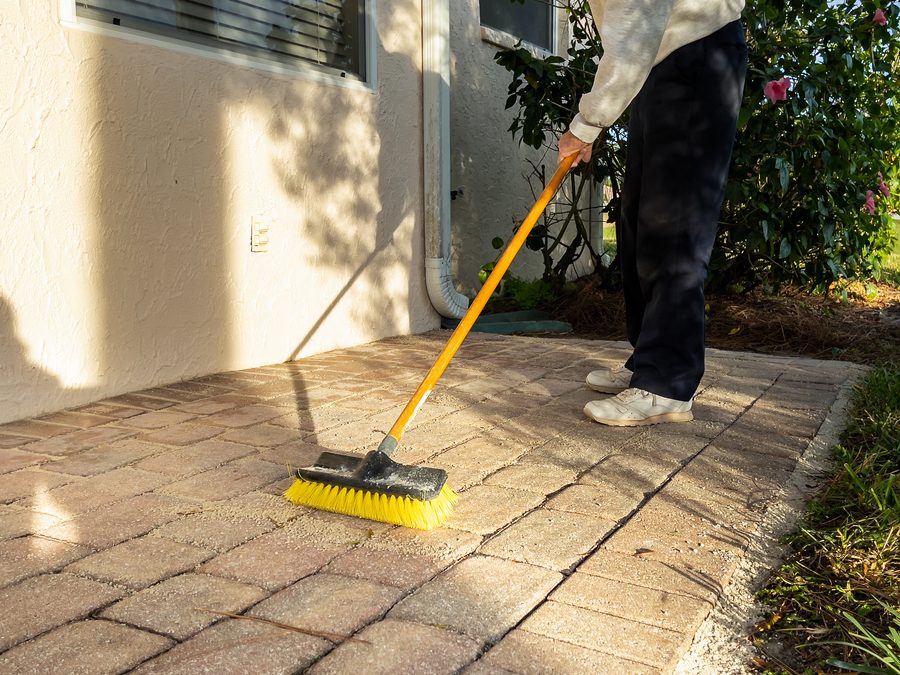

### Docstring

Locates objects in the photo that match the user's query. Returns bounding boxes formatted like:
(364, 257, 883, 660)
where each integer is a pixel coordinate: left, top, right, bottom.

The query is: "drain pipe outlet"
(422, 0, 469, 319)
(425, 256, 468, 317)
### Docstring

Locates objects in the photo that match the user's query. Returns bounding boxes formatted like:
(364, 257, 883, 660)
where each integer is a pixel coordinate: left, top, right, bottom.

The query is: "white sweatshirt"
(569, 0, 746, 143)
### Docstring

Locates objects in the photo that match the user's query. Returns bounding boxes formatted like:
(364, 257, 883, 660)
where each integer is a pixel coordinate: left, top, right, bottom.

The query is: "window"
(480, 0, 554, 52)
(72, 1, 368, 81)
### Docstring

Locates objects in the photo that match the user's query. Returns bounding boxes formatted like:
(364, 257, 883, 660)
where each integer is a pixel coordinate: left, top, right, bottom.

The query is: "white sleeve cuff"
(569, 114, 603, 144)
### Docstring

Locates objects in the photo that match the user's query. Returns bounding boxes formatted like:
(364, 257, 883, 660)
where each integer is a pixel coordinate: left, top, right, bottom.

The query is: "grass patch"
(754, 365, 900, 673)
(884, 216, 900, 275)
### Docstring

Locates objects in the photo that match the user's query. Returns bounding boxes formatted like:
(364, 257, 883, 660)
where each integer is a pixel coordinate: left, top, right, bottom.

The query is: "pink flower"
(864, 190, 876, 215)
(764, 77, 791, 103)
(873, 8, 887, 25)
(877, 171, 890, 197)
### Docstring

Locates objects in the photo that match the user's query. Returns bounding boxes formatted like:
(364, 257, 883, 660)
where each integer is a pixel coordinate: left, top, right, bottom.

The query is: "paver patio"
(0, 332, 865, 673)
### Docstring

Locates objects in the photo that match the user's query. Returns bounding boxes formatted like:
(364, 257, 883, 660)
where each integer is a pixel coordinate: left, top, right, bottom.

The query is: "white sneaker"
(583, 388, 693, 426)
(585, 366, 632, 394)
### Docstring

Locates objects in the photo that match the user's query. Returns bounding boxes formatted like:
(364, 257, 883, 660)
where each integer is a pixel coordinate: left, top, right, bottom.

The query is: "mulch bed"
(552, 277, 900, 366)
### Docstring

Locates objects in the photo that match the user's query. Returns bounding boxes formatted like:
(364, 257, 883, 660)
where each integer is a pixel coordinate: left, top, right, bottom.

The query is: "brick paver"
(0, 468, 75, 504)
(0, 449, 52, 474)
(550, 572, 713, 632)
(132, 618, 329, 674)
(139, 421, 225, 445)
(157, 460, 285, 501)
(199, 527, 345, 590)
(134, 439, 256, 476)
(323, 547, 450, 592)
(521, 600, 687, 670)
(100, 573, 267, 640)
(21, 466, 168, 514)
(0, 507, 63, 542)
(23, 426, 136, 456)
(48, 439, 163, 476)
(483, 451, 578, 495)
(250, 573, 404, 637)
(66, 535, 214, 589)
(0, 432, 41, 449)
(122, 410, 198, 430)
(478, 508, 616, 571)
(149, 513, 276, 552)
(0, 334, 862, 672)
(311, 618, 480, 674)
(40, 493, 193, 549)
(446, 485, 544, 535)
(0, 620, 172, 674)
(472, 629, 658, 674)
(546, 482, 642, 521)
(0, 419, 75, 439)
(0, 573, 123, 651)
(0, 535, 90, 587)
(576, 546, 723, 605)
(389, 555, 562, 643)
(221, 423, 299, 447)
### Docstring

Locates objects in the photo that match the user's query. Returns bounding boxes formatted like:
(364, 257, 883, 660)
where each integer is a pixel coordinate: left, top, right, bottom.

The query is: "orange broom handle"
(380, 154, 576, 451)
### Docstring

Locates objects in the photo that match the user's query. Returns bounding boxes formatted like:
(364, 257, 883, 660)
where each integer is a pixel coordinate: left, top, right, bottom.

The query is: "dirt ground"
(553, 278, 900, 366)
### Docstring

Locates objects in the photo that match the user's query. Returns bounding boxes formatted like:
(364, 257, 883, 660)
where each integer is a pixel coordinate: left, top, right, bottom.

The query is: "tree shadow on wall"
(216, 2, 431, 441)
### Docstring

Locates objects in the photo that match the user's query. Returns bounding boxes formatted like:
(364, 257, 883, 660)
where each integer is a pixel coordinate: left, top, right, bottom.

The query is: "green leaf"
(491, 237, 504, 250)
(825, 658, 891, 675)
(779, 238, 792, 259)
(774, 158, 790, 194)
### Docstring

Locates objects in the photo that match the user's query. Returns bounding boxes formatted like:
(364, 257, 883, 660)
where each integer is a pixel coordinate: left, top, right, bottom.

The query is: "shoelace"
(614, 388, 651, 404)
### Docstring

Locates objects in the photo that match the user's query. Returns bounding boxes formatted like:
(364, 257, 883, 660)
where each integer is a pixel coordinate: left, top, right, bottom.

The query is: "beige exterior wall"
(0, 1, 437, 424)
(449, 1, 570, 291)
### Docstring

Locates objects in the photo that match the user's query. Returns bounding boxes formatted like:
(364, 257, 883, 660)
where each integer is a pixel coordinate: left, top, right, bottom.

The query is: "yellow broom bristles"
(283, 478, 458, 531)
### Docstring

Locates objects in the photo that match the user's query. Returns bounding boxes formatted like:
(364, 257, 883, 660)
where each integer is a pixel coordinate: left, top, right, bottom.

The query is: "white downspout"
(422, 0, 469, 318)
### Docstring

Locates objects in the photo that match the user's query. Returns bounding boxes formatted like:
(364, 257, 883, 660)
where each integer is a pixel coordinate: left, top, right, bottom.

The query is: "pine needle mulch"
(553, 278, 900, 366)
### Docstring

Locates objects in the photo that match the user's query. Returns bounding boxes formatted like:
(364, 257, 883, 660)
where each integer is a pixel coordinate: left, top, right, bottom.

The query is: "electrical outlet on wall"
(251, 217, 269, 253)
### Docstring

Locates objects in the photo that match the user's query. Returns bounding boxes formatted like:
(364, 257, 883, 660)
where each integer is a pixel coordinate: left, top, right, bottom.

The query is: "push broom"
(284, 154, 577, 530)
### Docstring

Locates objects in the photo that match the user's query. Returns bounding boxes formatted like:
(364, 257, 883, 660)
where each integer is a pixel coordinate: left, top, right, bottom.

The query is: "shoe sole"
(585, 383, 628, 394)
(584, 410, 694, 426)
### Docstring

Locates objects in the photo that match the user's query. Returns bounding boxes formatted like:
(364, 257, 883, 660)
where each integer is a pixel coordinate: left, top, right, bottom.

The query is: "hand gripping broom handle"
(376, 154, 577, 456)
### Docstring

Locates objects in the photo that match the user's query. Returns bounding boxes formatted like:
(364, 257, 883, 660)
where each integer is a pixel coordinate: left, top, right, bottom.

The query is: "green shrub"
(718, 0, 900, 292)
(496, 0, 900, 292)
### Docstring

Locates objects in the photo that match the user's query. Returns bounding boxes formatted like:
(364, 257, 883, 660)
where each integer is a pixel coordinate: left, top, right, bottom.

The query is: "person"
(557, 0, 748, 427)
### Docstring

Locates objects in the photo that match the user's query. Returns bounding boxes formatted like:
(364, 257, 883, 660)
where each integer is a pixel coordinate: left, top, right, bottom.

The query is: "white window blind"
(75, 0, 366, 78)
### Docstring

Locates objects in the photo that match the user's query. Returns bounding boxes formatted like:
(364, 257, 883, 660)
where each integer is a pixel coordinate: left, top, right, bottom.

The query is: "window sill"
(480, 25, 554, 59)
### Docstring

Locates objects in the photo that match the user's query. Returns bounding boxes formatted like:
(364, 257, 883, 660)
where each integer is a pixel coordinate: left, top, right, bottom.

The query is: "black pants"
(619, 20, 747, 401)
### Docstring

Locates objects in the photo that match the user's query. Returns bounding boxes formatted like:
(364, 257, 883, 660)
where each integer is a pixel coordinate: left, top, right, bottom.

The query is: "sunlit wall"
(0, 1, 437, 424)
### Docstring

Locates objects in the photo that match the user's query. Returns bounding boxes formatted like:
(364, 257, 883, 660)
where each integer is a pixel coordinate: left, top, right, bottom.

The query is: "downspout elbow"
(425, 257, 469, 319)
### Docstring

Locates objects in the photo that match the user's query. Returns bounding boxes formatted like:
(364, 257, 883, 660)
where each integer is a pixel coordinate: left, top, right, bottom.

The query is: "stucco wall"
(0, 1, 437, 424)
(449, 1, 569, 292)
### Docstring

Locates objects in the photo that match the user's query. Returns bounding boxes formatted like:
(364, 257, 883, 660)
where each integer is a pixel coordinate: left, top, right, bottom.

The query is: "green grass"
(883, 216, 900, 283)
(756, 365, 900, 673)
(602, 223, 617, 261)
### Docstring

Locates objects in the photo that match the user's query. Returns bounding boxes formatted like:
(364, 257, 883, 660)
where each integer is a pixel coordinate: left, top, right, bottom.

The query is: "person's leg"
(618, 100, 646, 359)
(626, 21, 748, 402)
(584, 99, 644, 395)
